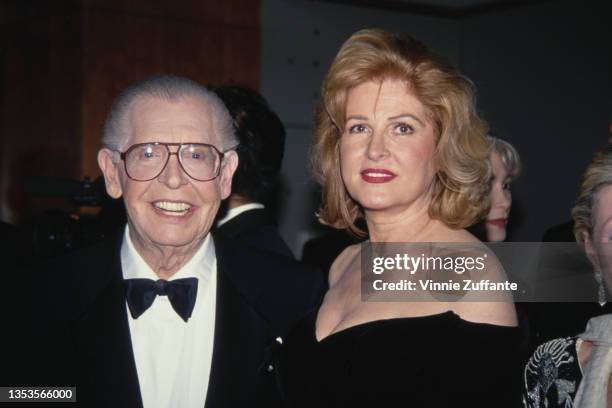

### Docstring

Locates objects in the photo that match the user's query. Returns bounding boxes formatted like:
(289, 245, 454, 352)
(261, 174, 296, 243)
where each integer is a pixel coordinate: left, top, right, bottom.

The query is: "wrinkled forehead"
(126, 96, 220, 147)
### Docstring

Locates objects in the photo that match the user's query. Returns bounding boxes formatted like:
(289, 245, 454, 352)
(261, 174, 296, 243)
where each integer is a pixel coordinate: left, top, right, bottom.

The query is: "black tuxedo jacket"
(12, 232, 323, 407)
(215, 208, 294, 258)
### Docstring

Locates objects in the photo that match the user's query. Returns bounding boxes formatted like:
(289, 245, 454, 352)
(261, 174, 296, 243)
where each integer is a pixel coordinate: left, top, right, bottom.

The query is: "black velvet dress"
(279, 310, 523, 408)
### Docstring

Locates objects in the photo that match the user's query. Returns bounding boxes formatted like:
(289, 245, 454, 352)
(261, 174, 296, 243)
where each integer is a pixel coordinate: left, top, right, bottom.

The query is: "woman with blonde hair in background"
(525, 149, 612, 408)
(485, 136, 521, 242)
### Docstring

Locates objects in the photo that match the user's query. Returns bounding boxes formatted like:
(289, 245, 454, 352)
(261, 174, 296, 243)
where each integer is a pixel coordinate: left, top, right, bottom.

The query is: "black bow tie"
(124, 278, 198, 322)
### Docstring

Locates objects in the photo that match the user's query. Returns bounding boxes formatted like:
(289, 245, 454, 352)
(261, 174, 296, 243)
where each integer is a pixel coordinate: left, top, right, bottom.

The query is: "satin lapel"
(74, 238, 143, 408)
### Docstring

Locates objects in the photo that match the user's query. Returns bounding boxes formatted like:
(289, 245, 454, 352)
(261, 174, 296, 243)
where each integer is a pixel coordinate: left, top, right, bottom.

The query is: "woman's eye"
(394, 123, 414, 134)
(348, 124, 368, 134)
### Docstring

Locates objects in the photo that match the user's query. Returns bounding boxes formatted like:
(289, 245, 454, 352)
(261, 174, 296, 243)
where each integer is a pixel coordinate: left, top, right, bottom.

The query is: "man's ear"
(97, 148, 124, 199)
(583, 231, 601, 271)
(219, 150, 239, 200)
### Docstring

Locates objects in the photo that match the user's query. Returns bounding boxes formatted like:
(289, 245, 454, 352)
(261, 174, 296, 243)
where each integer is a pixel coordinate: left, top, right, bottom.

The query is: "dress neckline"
(315, 310, 458, 344)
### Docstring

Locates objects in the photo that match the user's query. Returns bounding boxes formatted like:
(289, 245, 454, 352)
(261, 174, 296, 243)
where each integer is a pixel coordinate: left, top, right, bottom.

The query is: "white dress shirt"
(121, 226, 217, 408)
(215, 202, 264, 227)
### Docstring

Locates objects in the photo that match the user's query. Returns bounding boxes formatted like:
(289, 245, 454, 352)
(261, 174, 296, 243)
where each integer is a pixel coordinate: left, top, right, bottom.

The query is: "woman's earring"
(595, 269, 607, 307)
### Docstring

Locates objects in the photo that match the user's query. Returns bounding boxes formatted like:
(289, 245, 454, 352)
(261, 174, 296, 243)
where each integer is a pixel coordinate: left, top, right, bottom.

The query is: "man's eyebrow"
(387, 113, 425, 126)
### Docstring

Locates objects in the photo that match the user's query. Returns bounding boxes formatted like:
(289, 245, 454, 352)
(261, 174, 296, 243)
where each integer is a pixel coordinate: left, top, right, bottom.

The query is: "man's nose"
(157, 153, 189, 188)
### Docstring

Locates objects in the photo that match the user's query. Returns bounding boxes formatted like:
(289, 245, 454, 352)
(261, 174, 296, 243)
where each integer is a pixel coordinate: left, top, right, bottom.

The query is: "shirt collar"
(121, 225, 215, 284)
(216, 202, 264, 227)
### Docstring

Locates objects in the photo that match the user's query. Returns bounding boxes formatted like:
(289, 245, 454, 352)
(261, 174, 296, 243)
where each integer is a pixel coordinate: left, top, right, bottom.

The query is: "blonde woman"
(485, 136, 521, 242)
(525, 149, 612, 408)
(281, 29, 520, 407)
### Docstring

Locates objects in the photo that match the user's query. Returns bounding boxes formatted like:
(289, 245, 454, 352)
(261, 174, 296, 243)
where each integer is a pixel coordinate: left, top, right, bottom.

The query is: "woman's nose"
(366, 132, 389, 161)
(492, 187, 511, 211)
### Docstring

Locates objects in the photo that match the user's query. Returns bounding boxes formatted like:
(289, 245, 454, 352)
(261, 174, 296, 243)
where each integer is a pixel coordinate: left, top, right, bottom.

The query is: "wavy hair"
(488, 136, 521, 179)
(572, 149, 612, 245)
(312, 29, 490, 235)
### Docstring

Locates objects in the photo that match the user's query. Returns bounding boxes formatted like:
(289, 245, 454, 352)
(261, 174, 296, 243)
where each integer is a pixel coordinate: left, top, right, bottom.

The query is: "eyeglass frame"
(118, 142, 235, 182)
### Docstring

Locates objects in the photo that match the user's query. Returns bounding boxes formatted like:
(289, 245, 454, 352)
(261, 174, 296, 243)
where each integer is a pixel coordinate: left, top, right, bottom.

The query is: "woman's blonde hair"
(312, 29, 490, 235)
(489, 136, 521, 179)
(572, 149, 612, 245)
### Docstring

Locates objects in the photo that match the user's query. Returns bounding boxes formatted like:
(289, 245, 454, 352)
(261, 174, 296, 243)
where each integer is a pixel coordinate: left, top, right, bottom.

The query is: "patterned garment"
(524, 337, 582, 408)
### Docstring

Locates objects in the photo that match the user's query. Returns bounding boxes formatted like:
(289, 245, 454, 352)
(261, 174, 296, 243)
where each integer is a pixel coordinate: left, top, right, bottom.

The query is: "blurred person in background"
(468, 135, 521, 242)
(213, 86, 293, 258)
(524, 149, 612, 407)
(484, 136, 521, 242)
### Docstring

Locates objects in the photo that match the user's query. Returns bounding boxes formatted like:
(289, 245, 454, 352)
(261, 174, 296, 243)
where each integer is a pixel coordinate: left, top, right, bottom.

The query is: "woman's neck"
(365, 200, 444, 243)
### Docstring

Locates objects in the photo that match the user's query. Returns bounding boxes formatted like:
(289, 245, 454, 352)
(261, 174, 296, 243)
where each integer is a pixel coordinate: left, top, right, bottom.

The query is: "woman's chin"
(361, 201, 394, 213)
(485, 227, 506, 242)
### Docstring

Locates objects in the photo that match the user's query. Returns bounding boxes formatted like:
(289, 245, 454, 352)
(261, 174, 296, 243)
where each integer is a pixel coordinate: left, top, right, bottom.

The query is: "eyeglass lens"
(124, 144, 221, 181)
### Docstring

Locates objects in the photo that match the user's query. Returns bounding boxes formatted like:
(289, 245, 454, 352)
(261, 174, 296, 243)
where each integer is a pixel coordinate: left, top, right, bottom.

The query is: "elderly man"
(16, 76, 323, 407)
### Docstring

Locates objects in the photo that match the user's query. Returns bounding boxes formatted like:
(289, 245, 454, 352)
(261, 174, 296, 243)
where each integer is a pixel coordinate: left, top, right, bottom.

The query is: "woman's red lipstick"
(487, 218, 507, 228)
(360, 168, 397, 183)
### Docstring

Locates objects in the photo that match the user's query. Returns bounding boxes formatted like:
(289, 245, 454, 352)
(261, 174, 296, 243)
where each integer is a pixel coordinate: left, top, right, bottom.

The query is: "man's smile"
(153, 201, 194, 216)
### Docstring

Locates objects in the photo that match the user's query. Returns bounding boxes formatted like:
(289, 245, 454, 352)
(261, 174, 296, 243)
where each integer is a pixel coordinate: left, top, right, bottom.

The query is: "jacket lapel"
(74, 236, 143, 408)
(204, 235, 281, 408)
(205, 241, 259, 407)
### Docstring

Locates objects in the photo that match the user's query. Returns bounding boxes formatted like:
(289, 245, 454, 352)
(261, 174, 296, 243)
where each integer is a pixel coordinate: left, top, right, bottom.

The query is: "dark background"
(1, 0, 611, 257)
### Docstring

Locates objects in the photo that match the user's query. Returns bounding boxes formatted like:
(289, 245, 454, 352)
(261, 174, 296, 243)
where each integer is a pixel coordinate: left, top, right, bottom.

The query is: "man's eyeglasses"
(119, 142, 231, 182)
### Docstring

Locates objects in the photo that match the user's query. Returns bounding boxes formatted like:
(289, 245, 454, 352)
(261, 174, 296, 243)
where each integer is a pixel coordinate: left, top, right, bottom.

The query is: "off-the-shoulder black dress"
(279, 310, 522, 407)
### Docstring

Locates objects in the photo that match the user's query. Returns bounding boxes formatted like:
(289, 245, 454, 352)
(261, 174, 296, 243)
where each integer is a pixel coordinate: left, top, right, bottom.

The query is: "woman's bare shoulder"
(453, 301, 518, 327)
(328, 243, 361, 286)
(429, 228, 517, 326)
(440, 228, 481, 243)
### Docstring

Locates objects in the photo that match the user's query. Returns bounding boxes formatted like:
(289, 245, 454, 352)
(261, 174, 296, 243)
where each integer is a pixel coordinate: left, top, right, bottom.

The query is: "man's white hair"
(102, 75, 236, 152)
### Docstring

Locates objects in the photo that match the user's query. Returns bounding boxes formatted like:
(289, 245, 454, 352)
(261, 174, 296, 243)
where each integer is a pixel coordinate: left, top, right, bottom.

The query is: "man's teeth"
(154, 201, 191, 212)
